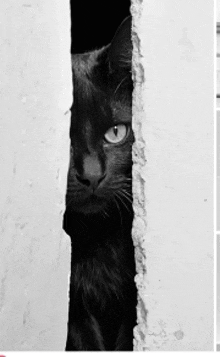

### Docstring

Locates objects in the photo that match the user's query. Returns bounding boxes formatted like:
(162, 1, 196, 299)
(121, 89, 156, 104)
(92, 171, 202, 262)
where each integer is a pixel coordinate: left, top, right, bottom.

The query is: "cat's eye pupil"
(113, 126, 118, 136)
(104, 124, 128, 145)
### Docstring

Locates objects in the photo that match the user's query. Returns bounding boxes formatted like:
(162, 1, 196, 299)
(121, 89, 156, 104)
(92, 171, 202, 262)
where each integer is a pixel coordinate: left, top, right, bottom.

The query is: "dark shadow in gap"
(63, 1, 137, 351)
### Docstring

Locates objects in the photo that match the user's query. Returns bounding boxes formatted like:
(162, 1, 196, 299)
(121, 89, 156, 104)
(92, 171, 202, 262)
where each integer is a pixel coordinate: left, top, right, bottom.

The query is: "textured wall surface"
(218, 234, 220, 344)
(0, 0, 72, 351)
(132, 0, 214, 351)
(0, 0, 214, 352)
(218, 113, 220, 231)
(218, 0, 220, 22)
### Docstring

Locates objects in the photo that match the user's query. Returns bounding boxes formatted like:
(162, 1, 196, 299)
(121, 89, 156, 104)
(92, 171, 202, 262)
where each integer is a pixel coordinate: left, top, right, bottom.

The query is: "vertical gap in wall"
(63, 1, 136, 351)
(131, 0, 148, 351)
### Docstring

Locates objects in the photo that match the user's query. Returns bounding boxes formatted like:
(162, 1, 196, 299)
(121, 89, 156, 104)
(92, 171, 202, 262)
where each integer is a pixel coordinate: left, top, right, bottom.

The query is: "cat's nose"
(76, 172, 106, 190)
(76, 155, 106, 190)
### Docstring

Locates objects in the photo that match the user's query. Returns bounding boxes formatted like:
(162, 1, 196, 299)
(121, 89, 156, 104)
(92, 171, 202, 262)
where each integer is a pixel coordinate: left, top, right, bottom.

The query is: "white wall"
(0, 0, 72, 351)
(217, 0, 220, 22)
(132, 0, 214, 351)
(0, 0, 214, 352)
(218, 113, 220, 231)
(217, 235, 220, 343)
(217, 115, 220, 343)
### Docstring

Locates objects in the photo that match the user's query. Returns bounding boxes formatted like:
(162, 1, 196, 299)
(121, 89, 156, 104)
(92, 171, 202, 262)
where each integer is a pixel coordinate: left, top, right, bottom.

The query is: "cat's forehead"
(71, 47, 131, 144)
(110, 101, 131, 124)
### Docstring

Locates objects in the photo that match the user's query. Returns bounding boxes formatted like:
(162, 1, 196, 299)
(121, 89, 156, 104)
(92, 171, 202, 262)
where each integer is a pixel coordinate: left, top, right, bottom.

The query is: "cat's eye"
(104, 124, 128, 144)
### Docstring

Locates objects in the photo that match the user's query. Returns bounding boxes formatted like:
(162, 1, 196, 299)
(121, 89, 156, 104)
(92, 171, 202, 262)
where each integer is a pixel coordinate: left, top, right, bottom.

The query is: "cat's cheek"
(107, 151, 132, 176)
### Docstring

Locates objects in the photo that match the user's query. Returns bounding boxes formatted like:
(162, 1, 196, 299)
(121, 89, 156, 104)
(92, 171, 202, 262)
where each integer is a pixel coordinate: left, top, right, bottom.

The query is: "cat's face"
(66, 17, 132, 217)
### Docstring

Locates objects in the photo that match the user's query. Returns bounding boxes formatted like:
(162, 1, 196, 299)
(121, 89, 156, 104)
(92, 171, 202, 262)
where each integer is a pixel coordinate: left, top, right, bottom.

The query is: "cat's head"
(66, 17, 133, 218)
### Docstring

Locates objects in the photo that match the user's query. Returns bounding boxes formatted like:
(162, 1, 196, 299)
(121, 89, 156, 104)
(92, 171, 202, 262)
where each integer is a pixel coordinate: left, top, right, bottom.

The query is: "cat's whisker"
(101, 207, 110, 219)
(120, 184, 132, 191)
(119, 186, 132, 196)
(111, 182, 131, 191)
(66, 197, 75, 209)
(112, 195, 123, 229)
(104, 207, 110, 218)
(115, 195, 130, 215)
(113, 75, 129, 97)
(114, 191, 132, 214)
(118, 190, 133, 209)
(119, 189, 133, 204)
(76, 218, 88, 230)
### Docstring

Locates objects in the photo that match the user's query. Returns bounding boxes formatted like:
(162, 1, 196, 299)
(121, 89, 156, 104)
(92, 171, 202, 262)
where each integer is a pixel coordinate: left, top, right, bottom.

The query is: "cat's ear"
(108, 16, 132, 73)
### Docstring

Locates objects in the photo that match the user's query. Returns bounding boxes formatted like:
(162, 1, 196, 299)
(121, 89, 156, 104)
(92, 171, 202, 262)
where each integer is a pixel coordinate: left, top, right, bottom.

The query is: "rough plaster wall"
(218, 234, 220, 343)
(218, 113, 220, 231)
(0, 0, 72, 351)
(132, 0, 213, 351)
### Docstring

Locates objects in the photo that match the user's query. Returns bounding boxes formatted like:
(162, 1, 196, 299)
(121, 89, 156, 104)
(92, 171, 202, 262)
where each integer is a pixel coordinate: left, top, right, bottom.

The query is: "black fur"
(63, 17, 137, 351)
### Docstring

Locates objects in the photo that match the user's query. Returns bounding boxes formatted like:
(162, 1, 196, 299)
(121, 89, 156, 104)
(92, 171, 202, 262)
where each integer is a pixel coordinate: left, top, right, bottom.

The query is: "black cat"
(63, 16, 137, 351)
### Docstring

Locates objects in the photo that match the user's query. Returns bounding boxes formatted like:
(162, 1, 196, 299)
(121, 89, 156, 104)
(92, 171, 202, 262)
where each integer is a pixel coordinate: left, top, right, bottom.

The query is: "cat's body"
(64, 17, 137, 351)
